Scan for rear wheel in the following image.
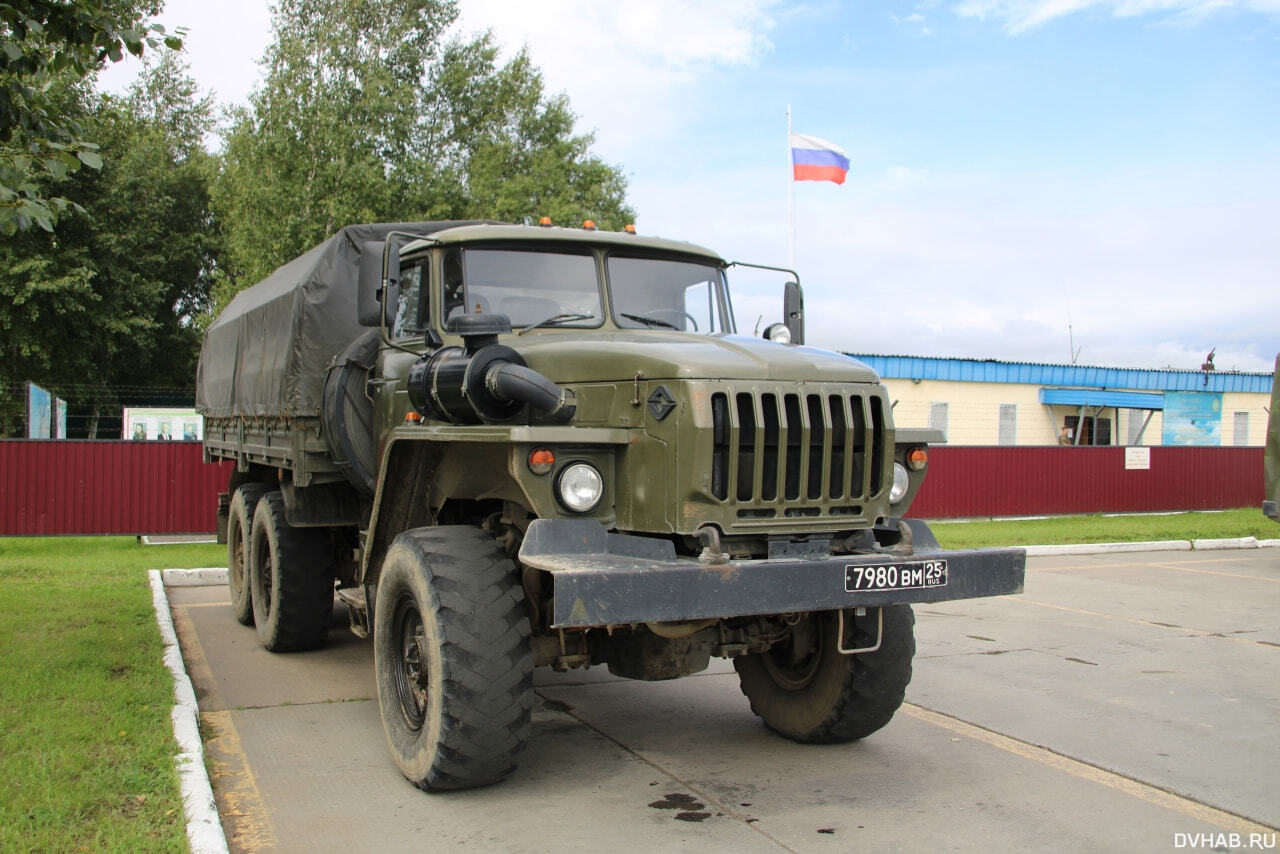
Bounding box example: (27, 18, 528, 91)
(373, 526, 533, 790)
(248, 491, 335, 651)
(734, 605, 915, 743)
(227, 483, 267, 625)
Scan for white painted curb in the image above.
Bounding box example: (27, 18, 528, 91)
(148, 570, 230, 854)
(1192, 537, 1258, 550)
(162, 567, 228, 587)
(1024, 540, 1192, 557)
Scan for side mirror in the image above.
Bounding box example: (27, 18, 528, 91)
(783, 280, 804, 345)
(357, 241, 400, 327)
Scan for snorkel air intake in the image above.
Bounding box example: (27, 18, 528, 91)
(407, 313, 576, 424)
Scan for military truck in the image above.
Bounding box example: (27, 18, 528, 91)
(1265, 354, 1279, 522)
(196, 220, 1025, 791)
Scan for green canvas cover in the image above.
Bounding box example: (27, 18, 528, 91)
(196, 222, 484, 419)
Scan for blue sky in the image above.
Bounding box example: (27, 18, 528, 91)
(99, 1, 1280, 372)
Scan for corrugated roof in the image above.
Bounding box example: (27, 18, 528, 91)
(845, 354, 1274, 394)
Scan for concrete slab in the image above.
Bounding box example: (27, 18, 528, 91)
(168, 549, 1280, 853)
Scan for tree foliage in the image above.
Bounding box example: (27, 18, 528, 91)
(0, 53, 219, 435)
(0, 0, 181, 233)
(214, 0, 634, 292)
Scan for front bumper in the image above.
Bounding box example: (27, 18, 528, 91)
(519, 519, 1026, 629)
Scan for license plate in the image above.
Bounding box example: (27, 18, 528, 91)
(845, 559, 948, 593)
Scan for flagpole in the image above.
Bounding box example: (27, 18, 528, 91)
(787, 104, 794, 269)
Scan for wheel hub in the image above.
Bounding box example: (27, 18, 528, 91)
(761, 619, 822, 691)
(393, 595, 429, 730)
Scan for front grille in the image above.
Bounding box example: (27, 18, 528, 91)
(710, 387, 885, 509)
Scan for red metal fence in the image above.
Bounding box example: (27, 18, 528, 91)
(0, 440, 231, 536)
(910, 446, 1264, 518)
(0, 441, 1265, 535)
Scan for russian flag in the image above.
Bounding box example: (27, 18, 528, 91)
(790, 133, 850, 184)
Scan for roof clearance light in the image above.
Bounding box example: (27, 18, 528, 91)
(528, 448, 556, 475)
(582, 220, 597, 230)
(539, 216, 552, 227)
(624, 224, 636, 234)
(907, 447, 929, 471)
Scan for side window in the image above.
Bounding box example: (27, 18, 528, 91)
(393, 259, 428, 338)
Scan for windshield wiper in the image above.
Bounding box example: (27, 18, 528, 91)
(619, 312, 679, 330)
(517, 313, 595, 335)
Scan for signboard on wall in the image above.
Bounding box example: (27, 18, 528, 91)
(1125, 447, 1151, 470)
(122, 408, 202, 441)
(1162, 391, 1222, 446)
(26, 382, 51, 438)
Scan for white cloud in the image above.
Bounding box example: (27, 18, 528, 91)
(453, 1, 781, 159)
(96, 1, 272, 107)
(951, 0, 1280, 32)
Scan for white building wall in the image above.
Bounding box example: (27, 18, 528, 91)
(885, 380, 1051, 445)
(1222, 392, 1270, 446)
(881, 378, 1268, 446)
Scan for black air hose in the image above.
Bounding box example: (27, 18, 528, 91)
(486, 362, 577, 423)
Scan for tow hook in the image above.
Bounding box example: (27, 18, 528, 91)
(697, 526, 728, 565)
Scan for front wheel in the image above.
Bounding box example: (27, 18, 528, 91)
(373, 527, 533, 791)
(734, 605, 915, 743)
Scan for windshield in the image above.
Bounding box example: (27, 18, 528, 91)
(609, 255, 734, 334)
(443, 248, 602, 328)
(440, 246, 734, 335)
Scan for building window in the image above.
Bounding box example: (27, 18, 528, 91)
(1127, 409, 1146, 445)
(998, 404, 1017, 445)
(1064, 415, 1112, 446)
(929, 402, 948, 435)
(1233, 411, 1249, 446)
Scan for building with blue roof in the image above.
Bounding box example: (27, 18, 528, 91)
(844, 353, 1274, 447)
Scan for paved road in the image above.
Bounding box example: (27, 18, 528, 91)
(167, 548, 1280, 853)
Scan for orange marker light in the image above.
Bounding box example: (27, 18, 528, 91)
(582, 220, 597, 230)
(539, 216, 552, 227)
(405, 411, 422, 423)
(906, 447, 929, 470)
(624, 224, 636, 234)
(528, 448, 556, 475)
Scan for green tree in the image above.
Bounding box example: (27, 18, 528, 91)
(0, 53, 219, 436)
(213, 0, 633, 294)
(0, 0, 181, 233)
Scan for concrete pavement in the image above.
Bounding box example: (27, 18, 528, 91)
(165, 547, 1280, 853)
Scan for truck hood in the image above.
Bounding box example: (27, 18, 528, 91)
(509, 332, 881, 384)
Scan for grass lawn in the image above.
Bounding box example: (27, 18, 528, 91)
(0, 537, 224, 854)
(929, 506, 1276, 549)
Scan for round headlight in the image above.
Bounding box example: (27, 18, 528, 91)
(556, 462, 604, 513)
(763, 322, 791, 344)
(889, 462, 910, 504)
